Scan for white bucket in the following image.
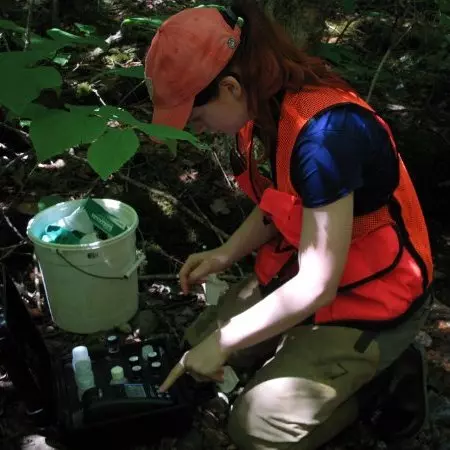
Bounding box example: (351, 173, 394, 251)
(26, 198, 145, 334)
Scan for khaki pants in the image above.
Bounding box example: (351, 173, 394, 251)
(185, 275, 431, 450)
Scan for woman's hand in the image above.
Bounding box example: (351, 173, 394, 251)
(179, 246, 234, 294)
(158, 330, 230, 392)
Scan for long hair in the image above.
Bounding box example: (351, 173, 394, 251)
(194, 0, 350, 160)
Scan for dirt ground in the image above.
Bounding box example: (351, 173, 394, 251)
(1, 0, 450, 449)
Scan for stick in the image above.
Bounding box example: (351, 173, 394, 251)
(24, 0, 34, 51)
(139, 273, 245, 282)
(212, 150, 234, 191)
(119, 80, 145, 106)
(188, 194, 224, 245)
(366, 24, 412, 104)
(116, 173, 230, 241)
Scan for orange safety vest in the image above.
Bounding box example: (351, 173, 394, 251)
(234, 86, 433, 326)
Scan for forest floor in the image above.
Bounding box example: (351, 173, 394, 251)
(1, 0, 450, 449)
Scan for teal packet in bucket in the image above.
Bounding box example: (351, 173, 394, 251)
(84, 198, 127, 238)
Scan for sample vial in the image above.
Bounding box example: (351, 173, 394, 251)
(128, 355, 139, 366)
(110, 365, 127, 385)
(141, 345, 157, 362)
(131, 365, 143, 380)
(106, 335, 120, 354)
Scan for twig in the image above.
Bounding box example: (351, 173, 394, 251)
(33, 255, 43, 311)
(335, 16, 358, 44)
(366, 23, 413, 104)
(116, 173, 230, 241)
(24, 0, 34, 51)
(188, 194, 224, 245)
(91, 86, 107, 106)
(148, 244, 184, 267)
(0, 240, 27, 262)
(212, 150, 234, 191)
(0, 151, 32, 177)
(1, 211, 25, 240)
(0, 122, 32, 145)
(119, 80, 145, 106)
(139, 273, 245, 282)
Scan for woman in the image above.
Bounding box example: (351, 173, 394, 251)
(145, 2, 433, 449)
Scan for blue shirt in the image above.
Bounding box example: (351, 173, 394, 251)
(272, 104, 399, 216)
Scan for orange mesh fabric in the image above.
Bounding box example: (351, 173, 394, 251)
(394, 158, 433, 284)
(235, 84, 433, 293)
(274, 85, 433, 287)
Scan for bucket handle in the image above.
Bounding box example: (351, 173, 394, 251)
(56, 249, 146, 280)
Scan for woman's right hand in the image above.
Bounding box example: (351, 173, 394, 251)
(179, 246, 234, 295)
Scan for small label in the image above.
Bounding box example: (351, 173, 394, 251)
(124, 383, 147, 398)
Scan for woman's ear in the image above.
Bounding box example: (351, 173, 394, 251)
(219, 76, 243, 100)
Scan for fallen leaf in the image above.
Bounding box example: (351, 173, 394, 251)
(210, 198, 230, 215)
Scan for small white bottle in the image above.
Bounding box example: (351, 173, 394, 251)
(72, 346, 96, 400)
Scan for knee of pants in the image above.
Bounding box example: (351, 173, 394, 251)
(227, 403, 254, 450)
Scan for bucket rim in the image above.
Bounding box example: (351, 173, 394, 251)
(26, 198, 138, 251)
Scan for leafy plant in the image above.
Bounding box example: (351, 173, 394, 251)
(0, 19, 199, 180)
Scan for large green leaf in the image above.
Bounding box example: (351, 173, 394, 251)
(46, 28, 107, 48)
(137, 122, 200, 146)
(87, 128, 139, 179)
(74, 23, 97, 36)
(105, 66, 145, 79)
(0, 66, 62, 115)
(121, 17, 168, 29)
(0, 19, 46, 45)
(21, 103, 50, 119)
(30, 109, 108, 161)
(85, 105, 199, 146)
(66, 104, 200, 151)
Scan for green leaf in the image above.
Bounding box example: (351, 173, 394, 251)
(0, 48, 52, 68)
(441, 13, 450, 28)
(38, 195, 66, 211)
(46, 28, 107, 48)
(65, 104, 199, 147)
(0, 66, 62, 115)
(343, 0, 356, 13)
(0, 19, 28, 33)
(74, 23, 97, 36)
(21, 103, 50, 119)
(87, 128, 139, 179)
(0, 19, 43, 41)
(137, 123, 200, 146)
(121, 17, 168, 29)
(105, 66, 145, 79)
(52, 53, 71, 66)
(164, 139, 178, 157)
(30, 109, 108, 161)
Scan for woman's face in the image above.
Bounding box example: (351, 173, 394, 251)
(188, 76, 250, 136)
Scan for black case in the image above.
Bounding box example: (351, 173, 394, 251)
(0, 265, 214, 449)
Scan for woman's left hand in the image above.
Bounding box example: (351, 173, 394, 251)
(159, 330, 230, 392)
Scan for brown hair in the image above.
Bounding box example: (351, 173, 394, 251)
(194, 0, 350, 159)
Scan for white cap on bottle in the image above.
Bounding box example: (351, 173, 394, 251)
(72, 346, 91, 371)
(142, 345, 155, 361)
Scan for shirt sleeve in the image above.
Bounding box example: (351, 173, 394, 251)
(289, 106, 371, 208)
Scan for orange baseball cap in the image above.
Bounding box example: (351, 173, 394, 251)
(145, 7, 242, 131)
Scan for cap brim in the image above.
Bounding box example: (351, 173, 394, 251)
(151, 97, 194, 132)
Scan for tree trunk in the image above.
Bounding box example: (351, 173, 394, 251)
(261, 0, 332, 48)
